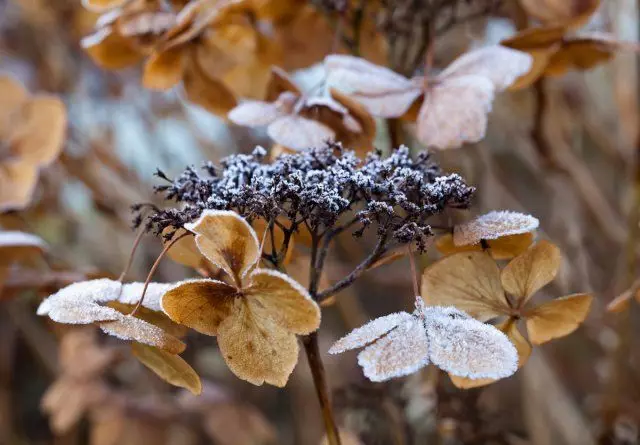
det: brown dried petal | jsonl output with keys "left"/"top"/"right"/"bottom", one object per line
{"left": 0, "top": 159, "right": 39, "bottom": 212}
{"left": 161, "top": 279, "right": 236, "bottom": 336}
{"left": 217, "top": 298, "right": 299, "bottom": 387}
{"left": 500, "top": 240, "right": 561, "bottom": 302}
{"left": 81, "top": 26, "right": 144, "bottom": 70}
{"left": 421, "top": 251, "right": 508, "bottom": 321}
{"left": 132, "top": 342, "right": 202, "bottom": 394}
{"left": 525, "top": 293, "right": 592, "bottom": 345}
{"left": 142, "top": 49, "right": 185, "bottom": 90}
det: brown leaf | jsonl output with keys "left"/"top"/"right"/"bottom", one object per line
{"left": 525, "top": 293, "right": 592, "bottom": 345}
{"left": 132, "top": 342, "right": 202, "bottom": 394}
{"left": 185, "top": 210, "right": 260, "bottom": 284}
{"left": 217, "top": 298, "right": 299, "bottom": 387}
{"left": 421, "top": 252, "right": 508, "bottom": 321}
{"left": 245, "top": 269, "right": 320, "bottom": 335}
{"left": 161, "top": 279, "right": 236, "bottom": 336}
{"left": 500, "top": 240, "right": 561, "bottom": 303}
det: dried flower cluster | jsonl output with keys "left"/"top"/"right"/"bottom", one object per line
{"left": 142, "top": 143, "right": 475, "bottom": 253}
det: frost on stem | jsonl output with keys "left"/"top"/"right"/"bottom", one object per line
{"left": 138, "top": 143, "right": 475, "bottom": 253}
{"left": 329, "top": 299, "right": 518, "bottom": 382}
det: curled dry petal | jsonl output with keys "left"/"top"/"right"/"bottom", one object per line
{"left": 216, "top": 298, "right": 299, "bottom": 387}
{"left": 500, "top": 240, "right": 561, "bottom": 303}
{"left": 421, "top": 252, "right": 508, "bottom": 321}
{"left": 245, "top": 269, "right": 320, "bottom": 335}
{"left": 417, "top": 76, "right": 493, "bottom": 150}
{"left": 435, "top": 232, "right": 535, "bottom": 260}
{"left": 329, "top": 312, "right": 413, "bottom": 354}
{"left": 131, "top": 342, "right": 202, "bottom": 394}
{"left": 267, "top": 115, "right": 335, "bottom": 151}
{"left": 453, "top": 211, "right": 539, "bottom": 246}
{"left": 324, "top": 54, "right": 422, "bottom": 118}
{"left": 356, "top": 318, "right": 430, "bottom": 382}
{"left": 438, "top": 46, "right": 534, "bottom": 92}
{"left": 525, "top": 293, "right": 592, "bottom": 345}
{"left": 161, "top": 279, "right": 236, "bottom": 336}
{"left": 185, "top": 210, "right": 260, "bottom": 284}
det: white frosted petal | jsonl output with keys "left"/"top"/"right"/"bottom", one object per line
{"left": 119, "top": 282, "right": 175, "bottom": 312}
{"left": 0, "top": 231, "right": 48, "bottom": 249}
{"left": 267, "top": 116, "right": 335, "bottom": 151}
{"left": 329, "top": 312, "right": 413, "bottom": 354}
{"left": 47, "top": 300, "right": 121, "bottom": 324}
{"left": 357, "top": 318, "right": 430, "bottom": 382}
{"left": 453, "top": 211, "right": 540, "bottom": 246}
{"left": 424, "top": 306, "right": 518, "bottom": 380}
{"left": 228, "top": 101, "right": 285, "bottom": 127}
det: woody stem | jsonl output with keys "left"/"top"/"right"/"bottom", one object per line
{"left": 303, "top": 230, "right": 341, "bottom": 445}
{"left": 302, "top": 333, "right": 342, "bottom": 445}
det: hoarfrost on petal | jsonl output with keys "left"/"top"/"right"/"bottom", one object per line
{"left": 453, "top": 210, "right": 539, "bottom": 246}
{"left": 99, "top": 314, "right": 185, "bottom": 354}
{"left": 47, "top": 300, "right": 122, "bottom": 324}
{"left": 37, "top": 279, "right": 123, "bottom": 315}
{"left": 424, "top": 306, "right": 518, "bottom": 380}
{"left": 328, "top": 312, "right": 413, "bottom": 354}
{"left": 357, "top": 318, "right": 430, "bottom": 382}
{"left": 119, "top": 282, "right": 175, "bottom": 312}
{"left": 0, "top": 231, "right": 48, "bottom": 249}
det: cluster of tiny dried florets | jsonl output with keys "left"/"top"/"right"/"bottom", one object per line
{"left": 136, "top": 143, "right": 475, "bottom": 252}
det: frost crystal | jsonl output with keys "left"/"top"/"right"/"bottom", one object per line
{"left": 139, "top": 143, "right": 475, "bottom": 252}
{"left": 453, "top": 210, "right": 539, "bottom": 246}
{"left": 329, "top": 299, "right": 518, "bottom": 382}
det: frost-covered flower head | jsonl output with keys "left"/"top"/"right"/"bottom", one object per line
{"left": 329, "top": 297, "right": 518, "bottom": 382}
{"left": 138, "top": 143, "right": 475, "bottom": 252}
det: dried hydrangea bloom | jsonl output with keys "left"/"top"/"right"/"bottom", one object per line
{"left": 329, "top": 298, "right": 518, "bottom": 382}
{"left": 0, "top": 76, "right": 66, "bottom": 212}
{"left": 37, "top": 278, "right": 185, "bottom": 354}
{"left": 229, "top": 68, "right": 375, "bottom": 152}
{"left": 422, "top": 241, "right": 592, "bottom": 388}
{"left": 325, "top": 46, "right": 532, "bottom": 149}
{"left": 161, "top": 210, "right": 321, "bottom": 387}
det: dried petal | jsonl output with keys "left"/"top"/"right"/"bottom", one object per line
{"left": 324, "top": 54, "right": 422, "bottom": 118}
{"left": 519, "top": 0, "right": 600, "bottom": 28}
{"left": 185, "top": 210, "right": 260, "bottom": 284}
{"left": 500, "top": 240, "right": 561, "bottom": 302}
{"left": 439, "top": 46, "right": 533, "bottom": 91}
{"left": 81, "top": 26, "right": 144, "bottom": 70}
{"left": 82, "top": 0, "right": 126, "bottom": 12}
{"left": 0, "top": 76, "right": 28, "bottom": 126}
{"left": 118, "top": 282, "right": 175, "bottom": 312}
{"left": 182, "top": 58, "right": 238, "bottom": 117}
{"left": 525, "top": 293, "right": 592, "bottom": 345}
{"left": 217, "top": 298, "right": 299, "bottom": 387}
{"left": 417, "top": 76, "right": 494, "bottom": 150}
{"left": 37, "top": 278, "right": 124, "bottom": 316}
{"left": 132, "top": 342, "right": 202, "bottom": 394}
{"left": 228, "top": 100, "right": 286, "bottom": 127}
{"left": 421, "top": 252, "right": 508, "bottom": 321}
{"left": 264, "top": 66, "right": 300, "bottom": 102}
{"left": 162, "top": 227, "right": 210, "bottom": 269}
{"left": 357, "top": 318, "right": 430, "bottom": 382}
{"left": 0, "top": 159, "right": 39, "bottom": 212}
{"left": 142, "top": 49, "right": 186, "bottom": 90}
{"left": 425, "top": 307, "right": 518, "bottom": 379}
{"left": 453, "top": 211, "right": 539, "bottom": 246}
{"left": 435, "top": 232, "right": 535, "bottom": 260}
{"left": 267, "top": 115, "right": 336, "bottom": 151}
{"left": 48, "top": 300, "right": 122, "bottom": 324}
{"left": 161, "top": 279, "right": 236, "bottom": 336}
{"left": 0, "top": 230, "right": 47, "bottom": 266}
{"left": 99, "top": 314, "right": 186, "bottom": 354}
{"left": 245, "top": 269, "right": 320, "bottom": 335}
{"left": 329, "top": 312, "right": 413, "bottom": 354}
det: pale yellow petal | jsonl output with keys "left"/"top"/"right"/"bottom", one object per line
{"left": 421, "top": 251, "right": 508, "bottom": 321}
{"left": 217, "top": 299, "right": 299, "bottom": 387}
{"left": 525, "top": 293, "right": 592, "bottom": 345}
{"left": 185, "top": 210, "right": 260, "bottom": 285}
{"left": 161, "top": 279, "right": 236, "bottom": 336}
{"left": 245, "top": 269, "right": 320, "bottom": 335}
{"left": 131, "top": 342, "right": 202, "bottom": 394}
{"left": 500, "top": 240, "right": 561, "bottom": 302}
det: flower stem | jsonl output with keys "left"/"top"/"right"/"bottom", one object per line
{"left": 302, "top": 332, "right": 342, "bottom": 445}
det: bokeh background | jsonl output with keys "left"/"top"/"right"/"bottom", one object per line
{"left": 1, "top": 0, "right": 640, "bottom": 444}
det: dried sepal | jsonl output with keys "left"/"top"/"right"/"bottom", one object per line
{"left": 421, "top": 252, "right": 507, "bottom": 321}
{"left": 329, "top": 312, "right": 413, "bottom": 354}
{"left": 245, "top": 269, "right": 320, "bottom": 335}
{"left": 524, "top": 293, "right": 593, "bottom": 345}
{"left": 500, "top": 240, "right": 561, "bottom": 302}
{"left": 436, "top": 232, "right": 535, "bottom": 260}
{"left": 131, "top": 342, "right": 202, "bottom": 394}
{"left": 99, "top": 314, "right": 186, "bottom": 354}
{"left": 453, "top": 211, "right": 539, "bottom": 246}
{"left": 185, "top": 210, "right": 260, "bottom": 284}
{"left": 161, "top": 279, "right": 236, "bottom": 336}
{"left": 217, "top": 298, "right": 299, "bottom": 387}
